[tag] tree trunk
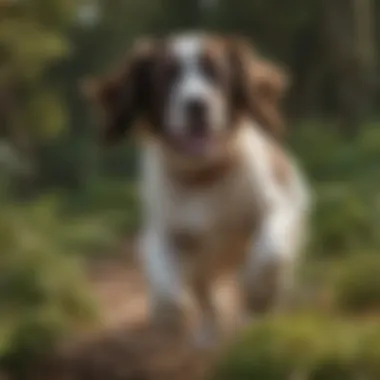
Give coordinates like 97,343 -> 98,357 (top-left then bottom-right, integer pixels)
352,0 -> 376,119
322,0 -> 376,137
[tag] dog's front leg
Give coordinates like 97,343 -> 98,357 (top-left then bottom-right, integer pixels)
191,270 -> 219,348
240,207 -> 301,321
140,229 -> 184,331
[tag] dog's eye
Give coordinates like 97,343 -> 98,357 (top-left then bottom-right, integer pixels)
164,60 -> 181,83
200,56 -> 220,83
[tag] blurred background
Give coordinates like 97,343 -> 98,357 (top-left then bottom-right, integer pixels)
1,0 -> 380,379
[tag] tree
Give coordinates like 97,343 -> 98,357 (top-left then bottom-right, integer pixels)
0,0 -> 75,186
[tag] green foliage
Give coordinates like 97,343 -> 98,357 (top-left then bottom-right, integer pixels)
312,185 -> 376,256
0,3 -> 73,150
210,0 -> 318,61
212,316 -> 380,380
0,155 -> 139,372
28,89 -> 67,138
0,197 -> 99,370
0,19 -> 70,81
291,123 -> 380,257
331,254 -> 380,313
65,179 -> 141,239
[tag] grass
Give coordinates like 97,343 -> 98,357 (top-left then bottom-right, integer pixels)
212,315 -> 380,380
0,197 -> 98,373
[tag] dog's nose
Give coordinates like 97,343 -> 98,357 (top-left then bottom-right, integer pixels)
185,99 -> 208,134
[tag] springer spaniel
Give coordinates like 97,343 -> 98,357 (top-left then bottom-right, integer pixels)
87,33 -> 311,345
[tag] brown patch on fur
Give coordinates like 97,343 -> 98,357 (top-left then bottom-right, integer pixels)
167,156 -> 236,189
193,233 -> 253,282
84,38 -> 161,144
169,231 -> 204,254
227,37 -> 290,138
201,37 -> 229,72
251,58 -> 289,137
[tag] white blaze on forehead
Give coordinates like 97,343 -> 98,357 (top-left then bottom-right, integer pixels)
169,34 -> 205,63
169,34 -> 209,99
164,33 -> 227,138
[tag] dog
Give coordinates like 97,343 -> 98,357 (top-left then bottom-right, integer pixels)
86,32 -> 311,346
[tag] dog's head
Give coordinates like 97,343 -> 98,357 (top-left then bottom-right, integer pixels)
86,33 -> 289,159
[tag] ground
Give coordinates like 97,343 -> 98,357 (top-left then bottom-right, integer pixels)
28,240 -> 240,380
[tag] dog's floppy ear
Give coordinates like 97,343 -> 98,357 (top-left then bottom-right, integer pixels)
83,38 -> 156,144
228,38 -> 290,138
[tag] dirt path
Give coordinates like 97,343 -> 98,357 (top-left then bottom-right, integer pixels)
29,242 -> 239,380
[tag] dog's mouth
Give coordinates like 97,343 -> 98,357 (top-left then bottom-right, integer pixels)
170,128 -> 216,156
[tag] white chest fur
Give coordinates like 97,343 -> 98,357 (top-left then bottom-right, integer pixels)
139,121 -> 308,240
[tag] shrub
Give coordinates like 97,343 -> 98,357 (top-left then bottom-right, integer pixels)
311,185 -> 377,257
64,179 -> 141,239
0,197 -> 97,373
291,123 -> 380,258
332,254 -> 380,313
211,316 -> 380,380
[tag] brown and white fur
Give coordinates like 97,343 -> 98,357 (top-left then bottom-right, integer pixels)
87,33 -> 311,346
